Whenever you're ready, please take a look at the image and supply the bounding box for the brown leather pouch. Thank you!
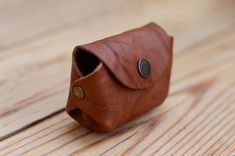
[66,23,173,132]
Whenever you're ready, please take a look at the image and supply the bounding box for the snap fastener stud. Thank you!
[73,86,85,100]
[138,58,151,78]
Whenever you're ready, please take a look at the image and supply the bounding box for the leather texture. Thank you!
[66,23,173,132]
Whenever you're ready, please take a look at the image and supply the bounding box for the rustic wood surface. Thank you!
[0,0,235,155]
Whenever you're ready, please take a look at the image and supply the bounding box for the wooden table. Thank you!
[0,0,235,155]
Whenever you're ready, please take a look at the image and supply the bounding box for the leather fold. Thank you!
[66,22,173,132]
[73,23,172,89]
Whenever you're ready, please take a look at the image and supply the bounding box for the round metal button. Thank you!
[138,58,151,78]
[73,86,85,100]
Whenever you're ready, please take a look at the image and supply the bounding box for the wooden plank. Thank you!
[0,0,235,142]
[1,0,235,53]
[0,23,234,156]
[0,0,132,50]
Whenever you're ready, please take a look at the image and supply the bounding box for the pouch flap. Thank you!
[74,23,173,89]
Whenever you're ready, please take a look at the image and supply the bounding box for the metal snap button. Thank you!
[73,86,85,100]
[138,58,151,78]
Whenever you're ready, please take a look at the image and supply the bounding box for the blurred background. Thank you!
[0,0,235,155]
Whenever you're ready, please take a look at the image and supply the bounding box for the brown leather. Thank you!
[66,23,173,132]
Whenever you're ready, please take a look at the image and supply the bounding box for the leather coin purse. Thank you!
[66,23,173,132]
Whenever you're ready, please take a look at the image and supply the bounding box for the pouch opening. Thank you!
[75,49,100,76]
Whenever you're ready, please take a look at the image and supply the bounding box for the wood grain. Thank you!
[0,20,235,156]
[0,0,235,155]
[0,0,235,140]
